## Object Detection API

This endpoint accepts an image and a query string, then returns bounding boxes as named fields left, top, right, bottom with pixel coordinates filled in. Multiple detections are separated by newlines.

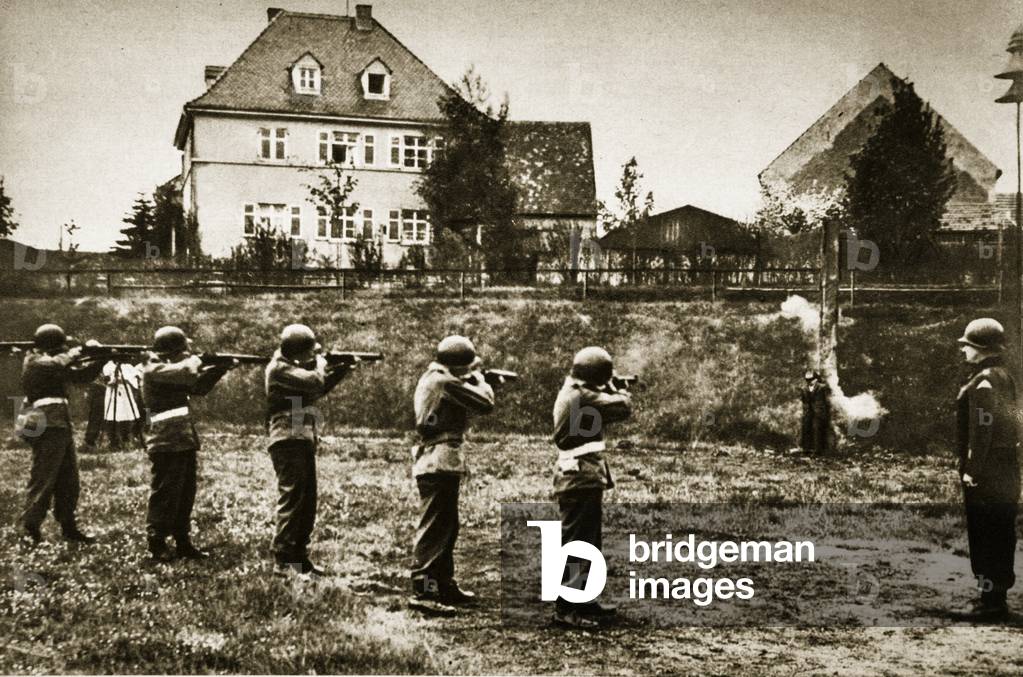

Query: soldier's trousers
left=270, top=441, right=318, bottom=564
left=963, top=451, right=1020, bottom=598
left=21, top=427, right=80, bottom=531
left=83, top=382, right=105, bottom=448
left=411, top=474, right=460, bottom=593
left=146, top=450, right=198, bottom=540
left=556, top=488, right=604, bottom=614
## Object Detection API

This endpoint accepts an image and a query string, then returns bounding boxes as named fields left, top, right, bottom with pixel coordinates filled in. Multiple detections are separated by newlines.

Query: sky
left=0, top=0, right=1021, bottom=251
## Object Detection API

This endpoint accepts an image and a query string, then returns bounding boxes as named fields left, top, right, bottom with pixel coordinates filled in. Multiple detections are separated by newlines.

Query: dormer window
left=291, top=53, right=322, bottom=95
left=360, top=58, right=391, bottom=100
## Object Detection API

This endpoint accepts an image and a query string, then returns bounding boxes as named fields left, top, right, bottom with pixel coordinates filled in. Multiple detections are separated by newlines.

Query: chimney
left=354, top=4, right=373, bottom=31
left=267, top=7, right=284, bottom=22
left=204, top=65, right=226, bottom=89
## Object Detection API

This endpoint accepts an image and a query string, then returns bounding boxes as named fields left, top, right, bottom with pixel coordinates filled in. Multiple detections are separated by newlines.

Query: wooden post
left=341, top=270, right=346, bottom=301
left=582, top=269, right=588, bottom=300
left=819, top=216, right=841, bottom=379
left=459, top=271, right=465, bottom=301
left=711, top=270, right=717, bottom=302
left=65, top=270, right=72, bottom=293
left=106, top=271, right=113, bottom=296
left=849, top=268, right=856, bottom=308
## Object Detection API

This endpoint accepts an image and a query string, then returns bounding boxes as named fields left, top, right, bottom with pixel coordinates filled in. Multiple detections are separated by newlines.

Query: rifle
left=0, top=341, right=33, bottom=354
left=483, top=369, right=519, bottom=387
left=323, top=351, right=385, bottom=367
left=0, top=340, right=150, bottom=360
left=611, top=374, right=640, bottom=390
left=199, top=352, right=270, bottom=367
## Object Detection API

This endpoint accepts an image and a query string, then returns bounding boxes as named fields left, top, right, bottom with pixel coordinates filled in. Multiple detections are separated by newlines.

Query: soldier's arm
left=147, top=355, right=203, bottom=387
left=269, top=359, right=327, bottom=397
left=442, top=371, right=495, bottom=415
left=580, top=385, right=633, bottom=424
left=966, top=380, right=996, bottom=478
left=192, top=364, right=231, bottom=396
left=322, top=364, right=352, bottom=395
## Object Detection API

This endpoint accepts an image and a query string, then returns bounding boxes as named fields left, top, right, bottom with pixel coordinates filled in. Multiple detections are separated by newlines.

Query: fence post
left=711, top=270, right=717, bottom=302
left=106, top=271, right=112, bottom=296
left=341, top=270, right=346, bottom=301
left=459, top=271, right=465, bottom=302
left=582, top=270, right=588, bottom=300
left=65, top=270, right=72, bottom=294
left=849, top=268, right=856, bottom=308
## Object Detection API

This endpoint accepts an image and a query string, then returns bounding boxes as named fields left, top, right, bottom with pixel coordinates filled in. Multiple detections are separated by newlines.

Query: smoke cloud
left=780, top=295, right=820, bottom=334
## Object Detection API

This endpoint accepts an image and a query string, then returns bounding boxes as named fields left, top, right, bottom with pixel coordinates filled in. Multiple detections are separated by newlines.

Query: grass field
left=2, top=430, right=1022, bottom=675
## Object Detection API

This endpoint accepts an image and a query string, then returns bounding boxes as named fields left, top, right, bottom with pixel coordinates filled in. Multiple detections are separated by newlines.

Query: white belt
left=150, top=406, right=189, bottom=423
left=557, top=441, right=606, bottom=463
left=32, top=397, right=68, bottom=407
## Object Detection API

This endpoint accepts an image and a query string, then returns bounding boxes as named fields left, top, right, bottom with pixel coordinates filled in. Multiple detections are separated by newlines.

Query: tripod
left=102, top=359, right=143, bottom=450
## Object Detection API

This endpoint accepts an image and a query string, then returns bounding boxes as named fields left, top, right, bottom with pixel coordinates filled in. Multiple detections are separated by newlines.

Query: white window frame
left=363, top=134, right=375, bottom=166
left=400, top=209, right=430, bottom=243
left=297, top=66, right=320, bottom=94
left=315, top=206, right=360, bottom=241
left=243, top=204, right=256, bottom=236
left=388, top=135, right=442, bottom=170
left=387, top=210, right=401, bottom=242
left=361, top=60, right=391, bottom=100
left=259, top=127, right=287, bottom=160
left=316, top=207, right=329, bottom=239
left=290, top=206, right=302, bottom=237
left=362, top=208, right=375, bottom=240
left=319, top=130, right=359, bottom=165
left=244, top=203, right=292, bottom=236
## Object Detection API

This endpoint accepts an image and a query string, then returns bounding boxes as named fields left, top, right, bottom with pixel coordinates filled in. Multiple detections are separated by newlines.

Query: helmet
left=958, top=318, right=1005, bottom=351
left=437, top=335, right=477, bottom=367
left=571, top=346, right=613, bottom=385
left=153, top=326, right=189, bottom=354
left=280, top=324, right=317, bottom=358
left=33, top=324, right=66, bottom=351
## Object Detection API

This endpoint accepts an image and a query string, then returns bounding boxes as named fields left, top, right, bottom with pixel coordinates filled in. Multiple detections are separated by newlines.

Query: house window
left=432, top=137, right=445, bottom=162
left=387, top=210, right=401, bottom=241
left=317, top=207, right=328, bottom=238
left=297, top=66, right=320, bottom=94
left=362, top=209, right=374, bottom=239
left=401, top=209, right=429, bottom=242
left=244, top=203, right=290, bottom=235
left=403, top=136, right=429, bottom=169
left=260, top=128, right=287, bottom=159
left=342, top=207, right=358, bottom=240
left=363, top=135, right=375, bottom=165
left=319, top=131, right=358, bottom=164
left=367, top=73, right=386, bottom=95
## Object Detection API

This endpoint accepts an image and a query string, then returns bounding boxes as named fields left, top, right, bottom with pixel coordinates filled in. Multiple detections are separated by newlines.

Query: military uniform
left=800, top=374, right=831, bottom=455
left=16, top=348, right=104, bottom=537
left=551, top=375, right=631, bottom=616
left=956, top=355, right=1020, bottom=608
left=140, top=353, right=229, bottom=554
left=264, top=351, right=348, bottom=568
left=410, top=361, right=494, bottom=598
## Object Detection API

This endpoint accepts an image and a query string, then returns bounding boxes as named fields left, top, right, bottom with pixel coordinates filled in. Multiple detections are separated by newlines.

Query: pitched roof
left=504, top=121, right=597, bottom=216
left=940, top=201, right=1015, bottom=232
left=185, top=10, right=451, bottom=122
left=599, top=205, right=756, bottom=255
left=760, top=63, right=1001, bottom=200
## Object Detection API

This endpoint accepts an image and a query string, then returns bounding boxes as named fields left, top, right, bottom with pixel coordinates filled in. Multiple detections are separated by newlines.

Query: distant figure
left=102, top=360, right=143, bottom=450
left=954, top=318, right=1019, bottom=621
left=799, top=370, right=831, bottom=455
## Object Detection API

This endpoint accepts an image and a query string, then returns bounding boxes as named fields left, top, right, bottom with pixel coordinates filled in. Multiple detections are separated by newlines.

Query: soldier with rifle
left=14, top=324, right=108, bottom=544
left=550, top=346, right=634, bottom=628
left=140, top=326, right=244, bottom=562
left=408, top=335, right=517, bottom=613
left=264, top=325, right=372, bottom=576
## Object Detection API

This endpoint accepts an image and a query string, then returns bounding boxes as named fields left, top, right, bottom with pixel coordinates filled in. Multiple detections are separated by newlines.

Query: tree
left=598, top=157, right=654, bottom=269
left=113, top=194, right=155, bottom=258
left=842, top=78, right=956, bottom=266
left=753, top=185, right=843, bottom=236
left=230, top=224, right=306, bottom=271
left=303, top=161, right=358, bottom=266
left=152, top=179, right=184, bottom=260
left=0, top=177, right=18, bottom=238
left=416, top=66, right=518, bottom=271
left=62, top=220, right=81, bottom=259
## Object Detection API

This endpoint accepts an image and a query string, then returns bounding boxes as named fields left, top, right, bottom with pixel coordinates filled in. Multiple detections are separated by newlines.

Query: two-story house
left=173, top=5, right=597, bottom=268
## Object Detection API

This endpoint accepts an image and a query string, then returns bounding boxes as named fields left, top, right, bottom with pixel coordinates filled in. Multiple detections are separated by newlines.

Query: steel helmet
left=33, top=324, right=67, bottom=351
left=153, top=326, right=189, bottom=354
left=280, top=324, right=317, bottom=358
left=571, top=346, right=613, bottom=385
left=958, top=318, right=1005, bottom=351
left=437, top=335, right=477, bottom=367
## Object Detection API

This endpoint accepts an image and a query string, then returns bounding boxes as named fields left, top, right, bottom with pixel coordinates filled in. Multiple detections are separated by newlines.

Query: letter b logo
left=527, top=520, right=607, bottom=603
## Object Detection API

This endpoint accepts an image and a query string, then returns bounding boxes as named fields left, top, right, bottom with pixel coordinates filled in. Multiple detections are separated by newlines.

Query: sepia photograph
left=1, top=0, right=1022, bottom=674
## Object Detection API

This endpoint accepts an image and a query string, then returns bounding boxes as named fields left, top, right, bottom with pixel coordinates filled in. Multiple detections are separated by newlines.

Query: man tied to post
left=409, top=335, right=495, bottom=613
left=16, top=324, right=105, bottom=544
left=141, top=326, right=234, bottom=562
left=551, top=346, right=633, bottom=629
left=265, top=324, right=350, bottom=577
left=954, top=318, right=1020, bottom=621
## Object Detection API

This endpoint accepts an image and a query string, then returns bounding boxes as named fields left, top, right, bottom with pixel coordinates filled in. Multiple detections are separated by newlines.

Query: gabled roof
left=940, top=201, right=1015, bottom=232
left=183, top=10, right=451, bottom=124
left=504, top=121, right=597, bottom=216
left=598, top=205, right=756, bottom=255
left=760, top=63, right=1001, bottom=200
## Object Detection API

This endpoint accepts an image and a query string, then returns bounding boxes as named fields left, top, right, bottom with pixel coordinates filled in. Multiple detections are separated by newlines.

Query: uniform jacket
left=551, top=376, right=632, bottom=494
left=264, top=351, right=349, bottom=449
left=141, top=353, right=227, bottom=453
left=411, top=362, right=494, bottom=477
left=956, top=356, right=1020, bottom=480
left=16, top=349, right=103, bottom=438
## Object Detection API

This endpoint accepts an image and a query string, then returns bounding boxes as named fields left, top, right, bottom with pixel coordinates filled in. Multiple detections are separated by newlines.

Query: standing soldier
left=954, top=318, right=1020, bottom=620
left=799, top=370, right=831, bottom=455
left=551, top=346, right=632, bottom=628
left=265, top=324, right=351, bottom=576
left=141, top=326, right=233, bottom=562
left=408, top=335, right=494, bottom=613
left=16, top=324, right=105, bottom=544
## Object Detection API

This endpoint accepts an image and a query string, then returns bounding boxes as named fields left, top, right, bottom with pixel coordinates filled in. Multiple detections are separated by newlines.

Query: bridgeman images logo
left=527, top=520, right=607, bottom=603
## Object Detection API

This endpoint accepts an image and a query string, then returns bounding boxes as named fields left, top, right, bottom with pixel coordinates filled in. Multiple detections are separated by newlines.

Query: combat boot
left=147, top=536, right=174, bottom=562
left=22, top=524, right=42, bottom=544
left=62, top=525, right=96, bottom=544
left=440, top=579, right=477, bottom=605
left=174, top=537, right=209, bottom=560
left=408, top=577, right=458, bottom=616
left=553, top=608, right=600, bottom=629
